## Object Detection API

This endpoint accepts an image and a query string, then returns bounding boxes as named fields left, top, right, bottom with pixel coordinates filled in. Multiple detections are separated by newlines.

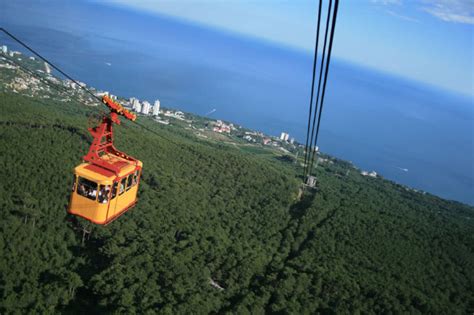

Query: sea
left=1, top=1, right=473, bottom=205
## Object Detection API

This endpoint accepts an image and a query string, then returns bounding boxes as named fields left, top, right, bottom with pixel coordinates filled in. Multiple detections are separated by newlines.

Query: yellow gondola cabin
left=68, top=96, right=143, bottom=225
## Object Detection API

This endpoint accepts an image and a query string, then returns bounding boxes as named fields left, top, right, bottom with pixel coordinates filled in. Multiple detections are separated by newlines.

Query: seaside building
left=95, top=91, right=109, bottom=97
left=213, top=120, right=231, bottom=133
left=153, top=100, right=160, bottom=116
left=1, top=45, right=7, bottom=54
left=213, top=125, right=231, bottom=133
left=142, top=101, right=151, bottom=115
left=361, top=170, right=377, bottom=178
left=280, top=132, right=289, bottom=141
left=290, top=138, right=295, bottom=144
left=132, top=99, right=140, bottom=111
left=134, top=101, right=142, bottom=113
left=44, top=62, right=51, bottom=74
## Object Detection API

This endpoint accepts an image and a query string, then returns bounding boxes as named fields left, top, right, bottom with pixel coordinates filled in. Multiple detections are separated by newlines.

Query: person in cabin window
left=89, top=187, right=97, bottom=199
left=132, top=171, right=138, bottom=185
left=78, top=184, right=86, bottom=196
left=98, top=186, right=108, bottom=204
left=104, top=187, right=110, bottom=203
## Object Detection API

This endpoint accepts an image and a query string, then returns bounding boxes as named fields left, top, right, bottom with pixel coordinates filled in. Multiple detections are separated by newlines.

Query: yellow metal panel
left=69, top=158, right=142, bottom=224
left=114, top=185, right=138, bottom=217
left=68, top=191, right=109, bottom=224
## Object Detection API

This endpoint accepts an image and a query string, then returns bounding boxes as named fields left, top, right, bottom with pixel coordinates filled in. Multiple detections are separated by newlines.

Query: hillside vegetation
left=0, top=92, right=473, bottom=314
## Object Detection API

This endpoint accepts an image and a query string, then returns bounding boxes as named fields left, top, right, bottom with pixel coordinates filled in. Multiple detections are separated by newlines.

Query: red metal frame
left=83, top=96, right=139, bottom=175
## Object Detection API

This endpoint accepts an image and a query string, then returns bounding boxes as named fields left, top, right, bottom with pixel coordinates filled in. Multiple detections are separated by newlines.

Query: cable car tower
left=68, top=96, right=143, bottom=225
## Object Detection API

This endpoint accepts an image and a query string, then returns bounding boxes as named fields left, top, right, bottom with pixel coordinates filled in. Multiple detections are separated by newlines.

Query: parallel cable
left=308, top=0, right=339, bottom=174
left=0, top=28, right=103, bottom=105
left=0, top=28, right=185, bottom=143
left=303, top=0, right=323, bottom=180
left=5, top=56, right=80, bottom=101
left=306, top=0, right=333, bottom=179
left=4, top=54, right=83, bottom=98
left=2, top=55, right=108, bottom=117
left=2, top=18, right=341, bottom=166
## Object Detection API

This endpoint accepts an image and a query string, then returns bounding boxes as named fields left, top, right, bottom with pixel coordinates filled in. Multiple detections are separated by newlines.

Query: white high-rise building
left=142, top=101, right=151, bottom=115
left=44, top=62, right=51, bottom=74
left=280, top=132, right=289, bottom=141
left=134, top=101, right=142, bottom=113
left=152, top=99, right=160, bottom=116
left=95, top=91, right=109, bottom=97
left=132, top=99, right=140, bottom=111
left=1, top=45, right=7, bottom=54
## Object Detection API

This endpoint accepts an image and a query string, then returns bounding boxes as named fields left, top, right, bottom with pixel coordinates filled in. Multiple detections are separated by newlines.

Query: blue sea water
left=1, top=1, right=473, bottom=205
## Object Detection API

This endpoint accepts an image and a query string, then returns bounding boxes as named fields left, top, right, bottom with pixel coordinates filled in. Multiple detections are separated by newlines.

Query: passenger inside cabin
left=88, top=188, right=97, bottom=199
left=132, top=171, right=138, bottom=185
left=77, top=177, right=99, bottom=201
left=78, top=184, right=86, bottom=196
left=98, top=186, right=110, bottom=204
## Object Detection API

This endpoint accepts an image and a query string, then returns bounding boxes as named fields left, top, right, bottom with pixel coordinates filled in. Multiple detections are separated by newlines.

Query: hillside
left=0, top=61, right=473, bottom=313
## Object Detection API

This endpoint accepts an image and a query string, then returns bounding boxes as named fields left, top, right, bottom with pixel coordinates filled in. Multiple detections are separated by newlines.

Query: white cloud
left=371, top=0, right=402, bottom=4
left=422, top=0, right=474, bottom=24
left=386, top=10, right=421, bottom=22
left=371, top=0, right=474, bottom=24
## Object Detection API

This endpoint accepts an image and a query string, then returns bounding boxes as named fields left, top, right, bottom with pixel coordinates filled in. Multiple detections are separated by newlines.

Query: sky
left=99, top=0, right=474, bottom=97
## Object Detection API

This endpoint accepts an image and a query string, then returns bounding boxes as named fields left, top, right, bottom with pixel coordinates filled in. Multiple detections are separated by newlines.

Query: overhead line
left=307, top=0, right=333, bottom=178
left=0, top=28, right=103, bottom=105
left=308, top=0, right=339, bottom=174
left=3, top=54, right=101, bottom=107
left=303, top=0, right=323, bottom=180
left=4, top=55, right=81, bottom=97
left=1, top=28, right=181, bottom=146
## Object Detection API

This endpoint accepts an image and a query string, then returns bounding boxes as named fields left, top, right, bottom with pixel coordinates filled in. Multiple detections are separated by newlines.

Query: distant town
left=0, top=43, right=380, bottom=178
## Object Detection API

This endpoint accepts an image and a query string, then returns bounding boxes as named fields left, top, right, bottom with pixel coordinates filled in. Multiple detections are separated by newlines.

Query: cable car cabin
left=68, top=95, right=143, bottom=225
left=69, top=158, right=142, bottom=225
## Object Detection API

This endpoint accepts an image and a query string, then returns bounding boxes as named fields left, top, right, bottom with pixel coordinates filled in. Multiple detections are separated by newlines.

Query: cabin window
left=71, top=175, right=77, bottom=192
left=77, top=177, right=98, bottom=201
left=119, top=177, right=127, bottom=195
left=132, top=170, right=140, bottom=186
left=98, top=185, right=111, bottom=204
left=111, top=182, right=118, bottom=199
left=126, top=174, right=133, bottom=191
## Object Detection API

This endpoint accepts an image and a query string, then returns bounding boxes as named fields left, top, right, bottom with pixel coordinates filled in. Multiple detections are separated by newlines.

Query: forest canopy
left=0, top=91, right=473, bottom=314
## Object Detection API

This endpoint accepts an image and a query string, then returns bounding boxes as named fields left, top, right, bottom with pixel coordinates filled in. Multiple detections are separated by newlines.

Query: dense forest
left=0, top=91, right=473, bottom=314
